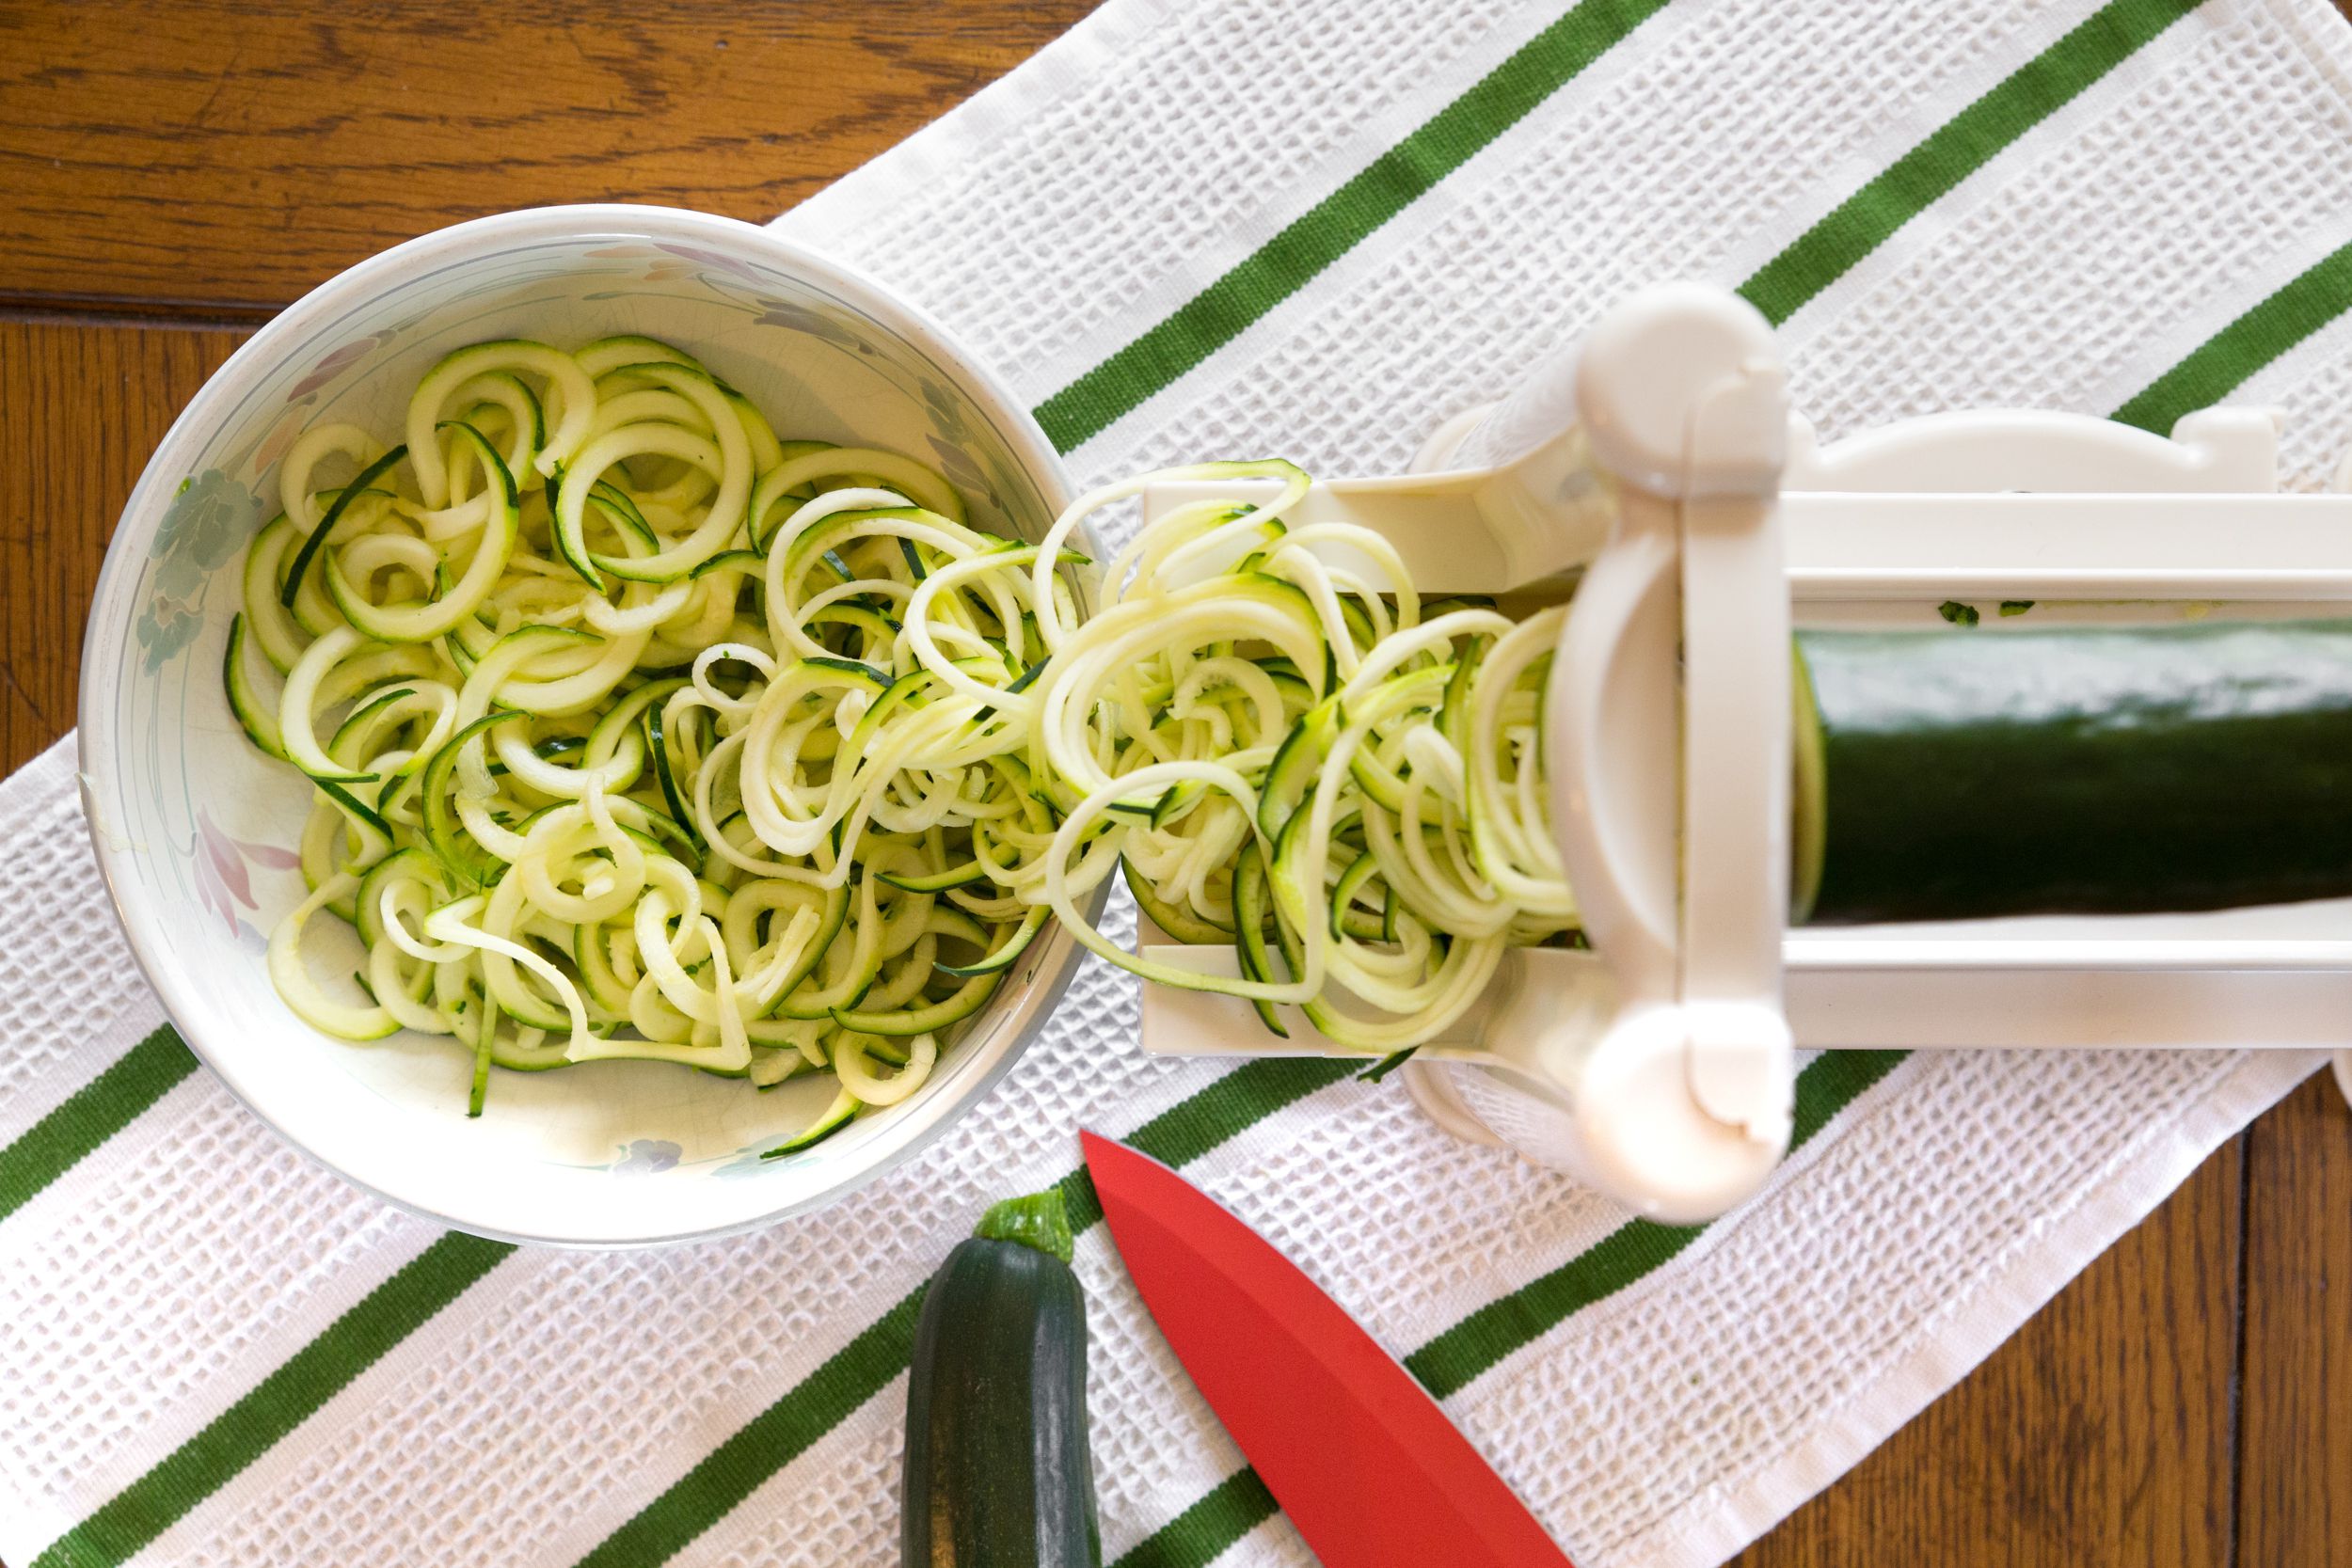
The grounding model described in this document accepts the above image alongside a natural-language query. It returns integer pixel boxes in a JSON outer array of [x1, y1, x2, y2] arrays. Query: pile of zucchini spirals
[[229, 337, 1574, 1144]]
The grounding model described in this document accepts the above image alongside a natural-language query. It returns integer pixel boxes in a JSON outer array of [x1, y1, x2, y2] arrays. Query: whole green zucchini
[[903, 1190, 1100, 1568], [1795, 618, 2352, 925]]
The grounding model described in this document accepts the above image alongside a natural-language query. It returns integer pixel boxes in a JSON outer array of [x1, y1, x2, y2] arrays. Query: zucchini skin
[[902, 1238, 1100, 1568], [1800, 620, 2352, 924]]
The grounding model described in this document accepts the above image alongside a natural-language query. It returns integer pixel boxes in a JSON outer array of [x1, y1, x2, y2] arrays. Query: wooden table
[[1, 4, 2344, 1563]]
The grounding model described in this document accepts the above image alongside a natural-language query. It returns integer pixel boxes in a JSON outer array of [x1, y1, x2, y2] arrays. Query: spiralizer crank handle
[[1491, 284, 1796, 1223]]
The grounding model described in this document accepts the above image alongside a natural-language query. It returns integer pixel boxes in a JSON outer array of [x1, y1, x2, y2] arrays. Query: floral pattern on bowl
[[138, 471, 261, 672]]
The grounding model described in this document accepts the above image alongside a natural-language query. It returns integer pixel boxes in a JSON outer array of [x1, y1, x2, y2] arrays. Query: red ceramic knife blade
[[1081, 1131, 1576, 1568]]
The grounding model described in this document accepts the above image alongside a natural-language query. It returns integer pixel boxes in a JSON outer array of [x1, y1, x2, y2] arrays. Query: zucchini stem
[[975, 1189, 1075, 1263]]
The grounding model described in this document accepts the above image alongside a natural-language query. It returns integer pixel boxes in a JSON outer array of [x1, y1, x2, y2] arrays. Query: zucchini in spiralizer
[[1029, 469, 2352, 1038], [1794, 620, 2352, 924]]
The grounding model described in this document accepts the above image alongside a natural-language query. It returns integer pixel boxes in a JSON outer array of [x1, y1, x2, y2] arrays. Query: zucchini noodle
[[228, 337, 1577, 1144], [229, 336, 1071, 1139], [1025, 469, 1577, 1055]]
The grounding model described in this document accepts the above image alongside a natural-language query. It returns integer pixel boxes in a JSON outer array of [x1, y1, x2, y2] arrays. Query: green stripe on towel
[[31, 1231, 515, 1568], [1738, 0, 2203, 325], [1407, 1048, 1908, 1398], [1108, 1049, 1911, 1568], [1032, 0, 1671, 452], [1115, 1469, 1286, 1568], [570, 1288, 934, 1568], [2112, 238, 2352, 433], [1036, 0, 2204, 454], [569, 1057, 1359, 1568], [0, 1024, 195, 1225]]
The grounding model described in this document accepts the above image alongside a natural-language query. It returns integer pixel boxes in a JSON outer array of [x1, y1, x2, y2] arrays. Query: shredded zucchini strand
[[233, 338, 1577, 1135]]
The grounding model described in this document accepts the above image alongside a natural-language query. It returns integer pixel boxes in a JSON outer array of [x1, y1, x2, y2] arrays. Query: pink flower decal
[[192, 808, 301, 937], [288, 331, 395, 401], [654, 242, 766, 284], [251, 405, 312, 478]]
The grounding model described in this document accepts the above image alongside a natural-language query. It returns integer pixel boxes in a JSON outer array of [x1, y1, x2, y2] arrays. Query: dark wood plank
[[0, 0, 1096, 315], [1731, 1137, 2244, 1567], [2240, 1072, 2352, 1568], [0, 320, 248, 774]]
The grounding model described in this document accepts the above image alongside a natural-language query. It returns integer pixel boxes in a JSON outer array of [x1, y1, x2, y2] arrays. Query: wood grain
[[0, 3, 2345, 1565], [0, 0, 1097, 315], [0, 321, 247, 774], [1730, 1140, 2244, 1568], [2240, 1073, 2352, 1568]]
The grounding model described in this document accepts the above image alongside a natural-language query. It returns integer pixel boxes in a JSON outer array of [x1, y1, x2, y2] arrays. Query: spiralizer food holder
[[1141, 282, 2352, 1222]]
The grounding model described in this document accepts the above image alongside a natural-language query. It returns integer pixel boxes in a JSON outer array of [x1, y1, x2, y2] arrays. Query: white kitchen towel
[[4, 0, 2346, 1564]]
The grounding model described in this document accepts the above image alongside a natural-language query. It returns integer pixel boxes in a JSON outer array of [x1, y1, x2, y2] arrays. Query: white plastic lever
[[1133, 348, 1617, 594], [1533, 283, 1794, 1222]]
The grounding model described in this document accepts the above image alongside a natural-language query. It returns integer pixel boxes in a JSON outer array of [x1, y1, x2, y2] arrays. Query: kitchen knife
[[1081, 1131, 1575, 1568]]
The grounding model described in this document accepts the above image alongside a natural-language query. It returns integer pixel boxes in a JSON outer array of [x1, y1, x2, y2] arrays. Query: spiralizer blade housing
[[1138, 282, 2352, 1220]]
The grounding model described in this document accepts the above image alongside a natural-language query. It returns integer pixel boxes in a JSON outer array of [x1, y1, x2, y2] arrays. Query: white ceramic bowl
[[79, 204, 1092, 1247]]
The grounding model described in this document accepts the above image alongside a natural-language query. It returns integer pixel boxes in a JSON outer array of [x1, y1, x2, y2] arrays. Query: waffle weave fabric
[[4, 0, 2346, 1563]]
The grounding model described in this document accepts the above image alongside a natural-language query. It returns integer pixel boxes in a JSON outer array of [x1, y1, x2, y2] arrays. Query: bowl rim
[[76, 202, 1093, 1248]]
